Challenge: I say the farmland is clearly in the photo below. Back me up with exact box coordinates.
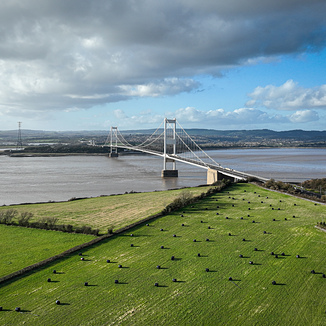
[0,225,95,277]
[0,183,325,325]
[0,186,213,234]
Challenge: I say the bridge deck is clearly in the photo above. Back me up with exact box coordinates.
[110,145,269,183]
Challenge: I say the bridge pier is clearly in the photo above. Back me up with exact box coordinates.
[207,168,242,184]
[207,168,219,184]
[108,152,118,157]
[161,169,178,177]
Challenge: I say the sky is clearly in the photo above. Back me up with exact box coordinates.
[0,0,326,131]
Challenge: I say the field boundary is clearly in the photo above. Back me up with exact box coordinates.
[254,182,326,205]
[0,184,225,285]
[0,232,109,285]
[0,211,165,285]
[0,183,229,284]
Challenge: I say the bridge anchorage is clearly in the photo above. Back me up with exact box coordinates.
[105,118,268,184]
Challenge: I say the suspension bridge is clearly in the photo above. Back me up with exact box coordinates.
[104,118,268,184]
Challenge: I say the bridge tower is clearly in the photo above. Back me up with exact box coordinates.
[161,118,178,177]
[109,126,119,157]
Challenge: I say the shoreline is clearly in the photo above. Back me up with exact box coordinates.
[2,145,326,157]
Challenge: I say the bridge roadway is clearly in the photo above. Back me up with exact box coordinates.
[111,145,269,183]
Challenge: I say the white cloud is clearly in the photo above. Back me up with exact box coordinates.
[289,110,319,123]
[113,109,128,120]
[174,106,320,127]
[119,78,199,97]
[0,0,325,117]
[111,110,164,128]
[175,107,205,122]
[175,107,288,126]
[247,80,326,111]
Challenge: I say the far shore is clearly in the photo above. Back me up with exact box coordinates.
[1,152,108,157]
[1,145,326,157]
[0,151,147,157]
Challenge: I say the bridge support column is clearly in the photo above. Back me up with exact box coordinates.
[207,168,239,184]
[161,169,178,177]
[207,168,219,184]
[208,168,245,184]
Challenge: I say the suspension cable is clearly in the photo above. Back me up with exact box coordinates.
[105,119,221,169]
[136,120,164,147]
[116,129,134,147]
[176,121,220,166]
[175,132,208,166]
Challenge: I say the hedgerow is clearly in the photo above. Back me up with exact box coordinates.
[0,210,99,235]
[0,181,230,237]
[263,179,326,203]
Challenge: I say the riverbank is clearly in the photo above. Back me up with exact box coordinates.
[3,152,108,157]
[0,150,153,157]
[0,185,214,234]
[3,145,326,157]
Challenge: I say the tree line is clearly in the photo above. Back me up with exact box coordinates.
[0,209,99,235]
[263,179,326,202]
[302,178,326,194]
[23,144,109,154]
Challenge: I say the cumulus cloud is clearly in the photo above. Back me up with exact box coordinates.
[289,110,319,123]
[247,80,326,111]
[111,109,164,128]
[173,106,319,127]
[175,107,286,125]
[0,1,325,117]
[119,78,199,97]
[104,105,320,130]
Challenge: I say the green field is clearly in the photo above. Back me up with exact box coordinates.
[0,186,212,234]
[0,183,325,325]
[0,225,95,277]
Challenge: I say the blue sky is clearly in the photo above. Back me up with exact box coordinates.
[0,1,326,131]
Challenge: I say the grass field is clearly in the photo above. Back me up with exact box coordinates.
[0,226,95,277]
[0,183,325,325]
[0,186,213,234]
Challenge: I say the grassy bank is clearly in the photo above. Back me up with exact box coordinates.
[0,183,325,325]
[0,186,213,234]
[0,226,95,277]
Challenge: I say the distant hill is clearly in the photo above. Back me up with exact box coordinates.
[1,128,326,147]
[119,128,326,141]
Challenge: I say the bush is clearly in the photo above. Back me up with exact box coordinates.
[65,224,74,233]
[163,181,230,214]
[76,225,92,234]
[18,212,33,226]
[264,178,326,202]
[167,190,194,211]
[0,209,18,225]
[38,216,59,229]
[0,210,102,235]
[302,178,326,193]
[92,228,100,236]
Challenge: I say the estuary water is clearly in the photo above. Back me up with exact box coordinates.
[0,148,325,205]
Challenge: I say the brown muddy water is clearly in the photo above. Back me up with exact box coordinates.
[0,148,325,205]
